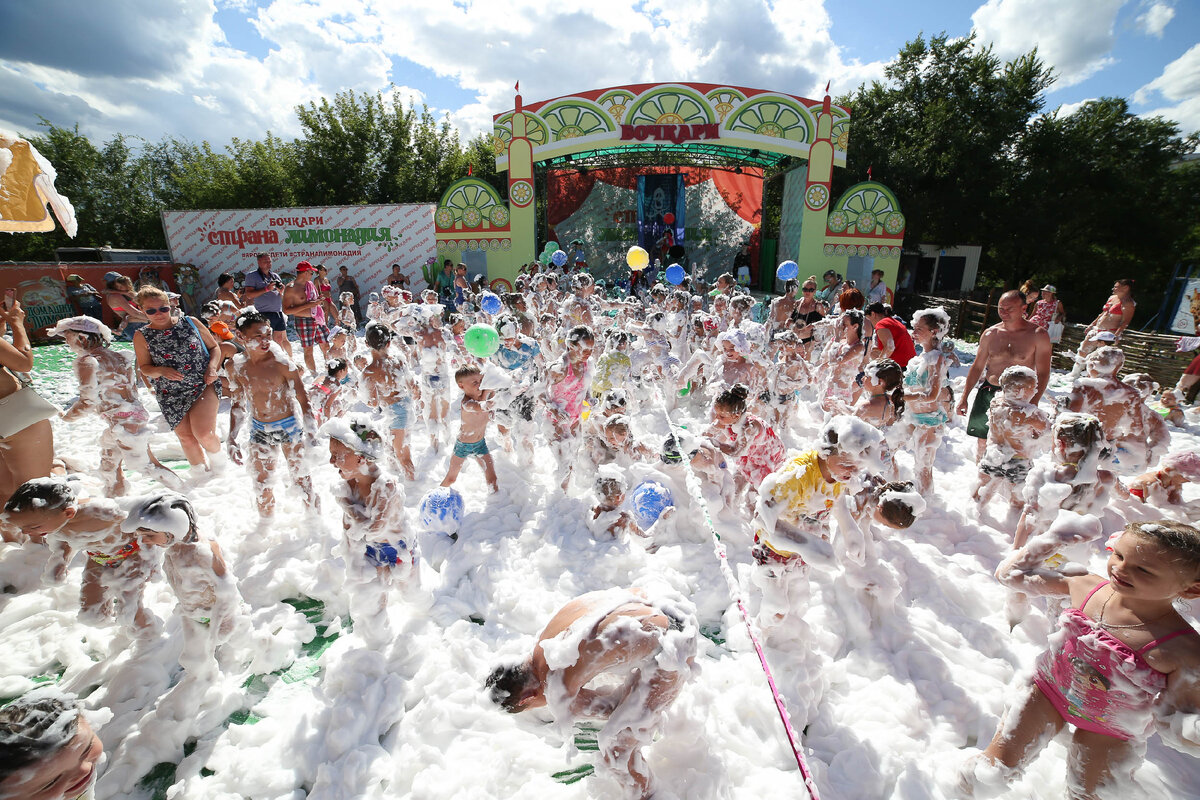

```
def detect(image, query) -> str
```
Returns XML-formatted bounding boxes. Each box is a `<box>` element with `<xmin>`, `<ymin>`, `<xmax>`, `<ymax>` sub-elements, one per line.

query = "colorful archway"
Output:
<box><xmin>435</xmin><ymin>82</ymin><xmax>903</xmax><ymax>290</ymax></box>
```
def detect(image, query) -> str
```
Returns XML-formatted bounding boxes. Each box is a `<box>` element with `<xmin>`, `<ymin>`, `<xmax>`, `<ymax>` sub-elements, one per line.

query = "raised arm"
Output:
<box><xmin>0</xmin><ymin>301</ymin><xmax>34</xmax><ymax>373</ymax></box>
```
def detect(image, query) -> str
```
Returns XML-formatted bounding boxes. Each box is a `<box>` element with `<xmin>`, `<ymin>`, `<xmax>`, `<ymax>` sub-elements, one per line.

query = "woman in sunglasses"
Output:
<box><xmin>132</xmin><ymin>286</ymin><xmax>223</xmax><ymax>468</ymax></box>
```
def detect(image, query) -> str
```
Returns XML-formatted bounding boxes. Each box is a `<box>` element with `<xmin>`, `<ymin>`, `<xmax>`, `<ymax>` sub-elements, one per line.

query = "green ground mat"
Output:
<box><xmin>135</xmin><ymin>597</ymin><xmax>344</xmax><ymax>798</ymax></box>
<box><xmin>552</xmin><ymin>723</ymin><xmax>600</xmax><ymax>784</ymax></box>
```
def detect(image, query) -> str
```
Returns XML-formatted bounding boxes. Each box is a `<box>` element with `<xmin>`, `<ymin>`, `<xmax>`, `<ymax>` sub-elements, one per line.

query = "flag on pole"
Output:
<box><xmin>515</xmin><ymin>80</ymin><xmax>520</xmax><ymax>92</ymax></box>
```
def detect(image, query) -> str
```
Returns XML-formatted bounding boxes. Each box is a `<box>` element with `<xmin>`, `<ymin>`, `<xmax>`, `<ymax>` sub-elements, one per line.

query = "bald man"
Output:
<box><xmin>957</xmin><ymin>290</ymin><xmax>1052</xmax><ymax>460</ymax></box>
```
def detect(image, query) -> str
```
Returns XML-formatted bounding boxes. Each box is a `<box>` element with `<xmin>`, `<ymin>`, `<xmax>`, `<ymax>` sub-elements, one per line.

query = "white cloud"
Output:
<box><xmin>971</xmin><ymin>0</ymin><xmax>1123</xmax><ymax>89</ymax></box>
<box><xmin>0</xmin><ymin>0</ymin><xmax>888</xmax><ymax>149</ymax></box>
<box><xmin>1134</xmin><ymin>43</ymin><xmax>1200</xmax><ymax>133</ymax></box>
<box><xmin>1136</xmin><ymin>1</ymin><xmax>1175</xmax><ymax>38</ymax></box>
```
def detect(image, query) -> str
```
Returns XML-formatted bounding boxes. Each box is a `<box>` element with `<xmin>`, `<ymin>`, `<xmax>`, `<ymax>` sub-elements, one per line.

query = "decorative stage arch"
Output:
<box><xmin>435</xmin><ymin>82</ymin><xmax>905</xmax><ymax>292</ymax></box>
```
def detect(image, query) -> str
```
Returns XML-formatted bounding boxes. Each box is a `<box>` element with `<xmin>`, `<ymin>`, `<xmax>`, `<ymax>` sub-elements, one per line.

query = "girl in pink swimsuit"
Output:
<box><xmin>546</xmin><ymin>326</ymin><xmax>595</xmax><ymax>489</ymax></box>
<box><xmin>707</xmin><ymin>383</ymin><xmax>787</xmax><ymax>492</ymax></box>
<box><xmin>963</xmin><ymin>520</ymin><xmax>1200</xmax><ymax>798</ymax></box>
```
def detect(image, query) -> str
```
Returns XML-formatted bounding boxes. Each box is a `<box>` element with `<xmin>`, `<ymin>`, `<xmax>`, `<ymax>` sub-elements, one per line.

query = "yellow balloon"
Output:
<box><xmin>627</xmin><ymin>246</ymin><xmax>649</xmax><ymax>269</ymax></box>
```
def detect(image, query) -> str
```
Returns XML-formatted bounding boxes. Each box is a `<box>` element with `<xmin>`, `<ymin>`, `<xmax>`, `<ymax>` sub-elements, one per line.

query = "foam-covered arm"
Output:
<box><xmin>766</xmin><ymin>517</ymin><xmax>838</xmax><ymax>569</ymax></box>
<box><xmin>831</xmin><ymin>493</ymin><xmax>866</xmax><ymax>566</ymax></box>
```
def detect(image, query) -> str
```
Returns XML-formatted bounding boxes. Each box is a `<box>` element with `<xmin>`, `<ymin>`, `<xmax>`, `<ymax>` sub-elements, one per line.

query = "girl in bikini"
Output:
<box><xmin>964</xmin><ymin>520</ymin><xmax>1200</xmax><ymax>799</ymax></box>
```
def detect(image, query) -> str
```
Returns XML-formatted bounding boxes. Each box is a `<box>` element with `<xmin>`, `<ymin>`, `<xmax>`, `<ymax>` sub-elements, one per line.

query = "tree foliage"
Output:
<box><xmin>840</xmin><ymin>33</ymin><xmax>1199</xmax><ymax>321</ymax></box>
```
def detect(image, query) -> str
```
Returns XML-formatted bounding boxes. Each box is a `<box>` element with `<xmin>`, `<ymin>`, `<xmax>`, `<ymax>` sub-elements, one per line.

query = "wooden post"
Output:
<box><xmin>955</xmin><ymin>299</ymin><xmax>968</xmax><ymax>339</ymax></box>
<box><xmin>979</xmin><ymin>289</ymin><xmax>997</xmax><ymax>336</ymax></box>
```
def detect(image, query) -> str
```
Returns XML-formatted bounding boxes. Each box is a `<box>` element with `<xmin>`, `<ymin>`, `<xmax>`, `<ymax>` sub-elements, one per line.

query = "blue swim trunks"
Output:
<box><xmin>365</xmin><ymin>540</ymin><xmax>408</xmax><ymax>568</ymax></box>
<box><xmin>250</xmin><ymin>415</ymin><xmax>304</xmax><ymax>445</ymax></box>
<box><xmin>389</xmin><ymin>398</ymin><xmax>411</xmax><ymax>430</ymax></box>
<box><xmin>911</xmin><ymin>410</ymin><xmax>949</xmax><ymax>428</ymax></box>
<box><xmin>453</xmin><ymin>438</ymin><xmax>490</xmax><ymax>458</ymax></box>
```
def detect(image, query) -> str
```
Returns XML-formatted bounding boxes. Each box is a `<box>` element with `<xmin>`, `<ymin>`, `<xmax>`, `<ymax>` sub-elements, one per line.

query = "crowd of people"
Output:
<box><xmin>1</xmin><ymin>254</ymin><xmax>1199</xmax><ymax>800</ymax></box>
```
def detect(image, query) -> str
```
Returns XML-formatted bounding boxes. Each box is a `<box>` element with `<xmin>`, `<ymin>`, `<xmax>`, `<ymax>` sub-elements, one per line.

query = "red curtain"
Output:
<box><xmin>546</xmin><ymin>166</ymin><xmax>763</xmax><ymax>272</ymax></box>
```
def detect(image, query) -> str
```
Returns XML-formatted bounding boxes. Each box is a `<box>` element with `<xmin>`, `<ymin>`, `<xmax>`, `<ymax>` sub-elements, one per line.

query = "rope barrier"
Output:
<box><xmin>658</xmin><ymin>395</ymin><xmax>821</xmax><ymax>800</ymax></box>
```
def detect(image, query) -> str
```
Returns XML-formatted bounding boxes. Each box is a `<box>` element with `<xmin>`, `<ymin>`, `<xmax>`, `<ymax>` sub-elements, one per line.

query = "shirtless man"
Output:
<box><xmin>283</xmin><ymin>262</ymin><xmax>331</xmax><ymax>374</ymax></box>
<box><xmin>1064</xmin><ymin>346</ymin><xmax>1167</xmax><ymax>470</ymax></box>
<box><xmin>957</xmin><ymin>290</ymin><xmax>1052</xmax><ymax>460</ymax></box>
<box><xmin>440</xmin><ymin>364</ymin><xmax>499</xmax><ymax>493</ymax></box>
<box><xmin>768</xmin><ymin>279</ymin><xmax>799</xmax><ymax>334</ymax></box>
<box><xmin>360</xmin><ymin>321</ymin><xmax>417</xmax><ymax>479</ymax></box>
<box><xmin>226</xmin><ymin>309</ymin><xmax>318</xmax><ymax>517</ymax></box>
<box><xmin>486</xmin><ymin>588</ymin><xmax>697</xmax><ymax>799</ymax></box>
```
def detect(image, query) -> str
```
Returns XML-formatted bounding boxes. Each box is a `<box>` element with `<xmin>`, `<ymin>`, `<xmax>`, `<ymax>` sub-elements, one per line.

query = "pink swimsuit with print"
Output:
<box><xmin>1034</xmin><ymin>580</ymin><xmax>1197</xmax><ymax>740</ymax></box>
<box><xmin>730</xmin><ymin>414</ymin><xmax>787</xmax><ymax>484</ymax></box>
<box><xmin>550</xmin><ymin>360</ymin><xmax>586</xmax><ymax>419</ymax></box>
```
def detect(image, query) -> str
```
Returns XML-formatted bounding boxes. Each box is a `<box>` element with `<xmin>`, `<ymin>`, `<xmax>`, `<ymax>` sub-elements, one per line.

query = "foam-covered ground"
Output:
<box><xmin>2</xmin><ymin>342</ymin><xmax>1199</xmax><ymax>799</ymax></box>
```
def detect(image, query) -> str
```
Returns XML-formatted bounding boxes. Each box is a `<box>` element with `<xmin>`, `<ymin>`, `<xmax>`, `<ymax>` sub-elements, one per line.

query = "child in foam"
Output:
<box><xmin>1013</xmin><ymin>413</ymin><xmax>1121</xmax><ymax>551</ymax></box>
<box><xmin>324</xmin><ymin>414</ymin><xmax>414</xmax><ymax>646</ymax></box>
<box><xmin>589</xmin><ymin>472</ymin><xmax>646</xmax><ymax>541</ymax></box>
<box><xmin>901</xmin><ymin>307</ymin><xmax>952</xmax><ymax>495</ymax></box>
<box><xmin>545</xmin><ymin>325</ymin><xmax>595</xmax><ymax>490</ymax></box>
<box><xmin>225</xmin><ymin>309</ymin><xmax>319</xmax><ymax>518</ymax></box>
<box><xmin>48</xmin><ymin>317</ymin><xmax>181</xmax><ymax>496</ymax></box>
<box><xmin>749</xmin><ymin>416</ymin><xmax>884</xmax><ymax>633</ymax></box>
<box><xmin>1</xmin><ymin>478</ymin><xmax>156</xmax><ymax>631</ymax></box>
<box><xmin>963</xmin><ymin>520</ymin><xmax>1200</xmax><ymax>798</ymax></box>
<box><xmin>1065</xmin><ymin>346</ymin><xmax>1167</xmax><ymax>472</ymax></box>
<box><xmin>1126</xmin><ymin>451</ymin><xmax>1200</xmax><ymax>508</ymax></box>
<box><xmin>309</xmin><ymin>357</ymin><xmax>353</xmax><ymax>424</ymax></box>
<box><xmin>440</xmin><ymin>364</ymin><xmax>499</xmax><ymax>494</ymax></box>
<box><xmin>705</xmin><ymin>383</ymin><xmax>787</xmax><ymax>503</ymax></box>
<box><xmin>0</xmin><ymin>687</ymin><xmax>105</xmax><ymax>800</ymax></box>
<box><xmin>485</xmin><ymin>587</ymin><xmax>697</xmax><ymax>799</ymax></box>
<box><xmin>360</xmin><ymin>321</ymin><xmax>417</xmax><ymax>480</ymax></box>
<box><xmin>122</xmin><ymin>492</ymin><xmax>242</xmax><ymax>676</ymax></box>
<box><xmin>973</xmin><ymin>365</ymin><xmax>1052</xmax><ymax>510</ymax></box>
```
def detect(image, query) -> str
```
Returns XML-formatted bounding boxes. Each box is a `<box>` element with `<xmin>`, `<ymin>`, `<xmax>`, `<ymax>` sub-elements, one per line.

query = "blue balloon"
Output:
<box><xmin>419</xmin><ymin>487</ymin><xmax>465</xmax><ymax>534</ymax></box>
<box><xmin>776</xmin><ymin>260</ymin><xmax>799</xmax><ymax>281</ymax></box>
<box><xmin>665</xmin><ymin>264</ymin><xmax>685</xmax><ymax>285</ymax></box>
<box><xmin>551</xmin><ymin>249</ymin><xmax>568</xmax><ymax>267</ymax></box>
<box><xmin>479</xmin><ymin>291</ymin><xmax>502</xmax><ymax>315</ymax></box>
<box><xmin>630</xmin><ymin>480</ymin><xmax>675</xmax><ymax>529</ymax></box>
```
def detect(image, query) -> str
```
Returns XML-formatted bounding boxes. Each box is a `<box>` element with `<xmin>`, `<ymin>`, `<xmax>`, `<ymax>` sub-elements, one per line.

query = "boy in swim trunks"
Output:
<box><xmin>1</xmin><ymin>478</ymin><xmax>156</xmax><ymax>630</ymax></box>
<box><xmin>440</xmin><ymin>364</ymin><xmax>499</xmax><ymax>493</ymax></box>
<box><xmin>226</xmin><ymin>309</ymin><xmax>318</xmax><ymax>518</ymax></box>
<box><xmin>1064</xmin><ymin>346</ymin><xmax>1166</xmax><ymax>471</ymax></box>
<box><xmin>360</xmin><ymin>321</ymin><xmax>418</xmax><ymax>480</ymax></box>
<box><xmin>973</xmin><ymin>365</ymin><xmax>1050</xmax><ymax>510</ymax></box>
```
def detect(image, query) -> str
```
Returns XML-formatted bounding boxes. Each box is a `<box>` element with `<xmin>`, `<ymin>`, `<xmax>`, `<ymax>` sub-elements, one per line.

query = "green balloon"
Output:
<box><xmin>544</xmin><ymin>241</ymin><xmax>559</xmax><ymax>253</ymax></box>
<box><xmin>464</xmin><ymin>323</ymin><xmax>500</xmax><ymax>358</ymax></box>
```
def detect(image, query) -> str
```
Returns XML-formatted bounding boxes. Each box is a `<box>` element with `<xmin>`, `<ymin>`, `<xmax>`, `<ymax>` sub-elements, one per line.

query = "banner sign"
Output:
<box><xmin>161</xmin><ymin>204</ymin><xmax>435</xmax><ymax>299</ymax></box>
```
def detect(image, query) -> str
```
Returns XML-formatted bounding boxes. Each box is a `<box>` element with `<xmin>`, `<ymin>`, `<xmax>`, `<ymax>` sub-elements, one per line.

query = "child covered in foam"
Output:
<box><xmin>0</xmin><ymin>687</ymin><xmax>105</xmax><ymax>800</ymax></box>
<box><xmin>2</xmin><ymin>478</ymin><xmax>156</xmax><ymax>631</ymax></box>
<box><xmin>360</xmin><ymin>321</ymin><xmax>418</xmax><ymax>480</ymax></box>
<box><xmin>1014</xmin><ymin>413</ymin><xmax>1121</xmax><ymax>551</ymax></box>
<box><xmin>901</xmin><ymin>307</ymin><xmax>952</xmax><ymax>495</ymax></box>
<box><xmin>1065</xmin><ymin>347</ymin><xmax>1167</xmax><ymax>471</ymax></box>
<box><xmin>589</xmin><ymin>471</ymin><xmax>646</xmax><ymax>541</ymax></box>
<box><xmin>121</xmin><ymin>492</ymin><xmax>242</xmax><ymax>676</ymax></box>
<box><xmin>750</xmin><ymin>416</ymin><xmax>884</xmax><ymax>633</ymax></box>
<box><xmin>1126</xmin><ymin>451</ymin><xmax>1200</xmax><ymax>509</ymax></box>
<box><xmin>324</xmin><ymin>414</ymin><xmax>415</xmax><ymax>645</ymax></box>
<box><xmin>962</xmin><ymin>520</ymin><xmax>1200</xmax><ymax>799</ymax></box>
<box><xmin>974</xmin><ymin>365</ymin><xmax>1051</xmax><ymax>510</ymax></box>
<box><xmin>48</xmin><ymin>316</ymin><xmax>181</xmax><ymax>496</ymax></box>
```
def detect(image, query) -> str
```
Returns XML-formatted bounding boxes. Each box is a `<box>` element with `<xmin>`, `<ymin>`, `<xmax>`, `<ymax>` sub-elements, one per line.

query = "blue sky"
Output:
<box><xmin>0</xmin><ymin>0</ymin><xmax>1196</xmax><ymax>147</ymax></box>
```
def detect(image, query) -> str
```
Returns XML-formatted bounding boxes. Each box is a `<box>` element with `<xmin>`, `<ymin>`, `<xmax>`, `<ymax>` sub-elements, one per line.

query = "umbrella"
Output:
<box><xmin>0</xmin><ymin>128</ymin><xmax>77</xmax><ymax>236</ymax></box>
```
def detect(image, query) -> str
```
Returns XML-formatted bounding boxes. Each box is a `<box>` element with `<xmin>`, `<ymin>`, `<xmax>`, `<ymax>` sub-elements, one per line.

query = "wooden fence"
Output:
<box><xmin>894</xmin><ymin>291</ymin><xmax>1194</xmax><ymax>387</ymax></box>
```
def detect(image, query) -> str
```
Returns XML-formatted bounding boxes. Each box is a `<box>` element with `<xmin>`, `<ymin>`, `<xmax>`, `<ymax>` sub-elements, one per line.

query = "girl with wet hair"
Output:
<box><xmin>0</xmin><ymin>688</ymin><xmax>103</xmax><ymax>800</ymax></box>
<box><xmin>707</xmin><ymin>383</ymin><xmax>787</xmax><ymax>499</ymax></box>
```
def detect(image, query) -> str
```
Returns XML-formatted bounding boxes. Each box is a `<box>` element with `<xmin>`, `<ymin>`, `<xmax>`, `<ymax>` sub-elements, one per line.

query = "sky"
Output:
<box><xmin>0</xmin><ymin>0</ymin><xmax>1196</xmax><ymax>150</ymax></box>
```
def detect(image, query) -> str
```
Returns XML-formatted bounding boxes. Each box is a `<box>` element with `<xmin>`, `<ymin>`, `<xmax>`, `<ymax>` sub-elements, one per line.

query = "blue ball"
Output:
<box><xmin>776</xmin><ymin>260</ymin><xmax>799</xmax><ymax>281</ymax></box>
<box><xmin>479</xmin><ymin>291</ymin><xmax>502</xmax><ymax>315</ymax></box>
<box><xmin>551</xmin><ymin>249</ymin><xmax>568</xmax><ymax>267</ymax></box>
<box><xmin>665</xmin><ymin>264</ymin><xmax>685</xmax><ymax>285</ymax></box>
<box><xmin>419</xmin><ymin>487</ymin><xmax>465</xmax><ymax>533</ymax></box>
<box><xmin>630</xmin><ymin>480</ymin><xmax>674</xmax><ymax>529</ymax></box>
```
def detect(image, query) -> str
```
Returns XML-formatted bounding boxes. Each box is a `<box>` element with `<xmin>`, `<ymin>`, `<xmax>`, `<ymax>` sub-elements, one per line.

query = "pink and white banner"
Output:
<box><xmin>162</xmin><ymin>204</ymin><xmax>435</xmax><ymax>301</ymax></box>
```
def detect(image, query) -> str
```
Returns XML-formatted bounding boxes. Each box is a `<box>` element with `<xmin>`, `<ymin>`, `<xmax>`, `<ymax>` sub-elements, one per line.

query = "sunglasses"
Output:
<box><xmin>144</xmin><ymin>306</ymin><xmax>172</xmax><ymax>315</ymax></box>
<box><xmin>802</xmin><ymin>287</ymin><xmax>816</xmax><ymax>292</ymax></box>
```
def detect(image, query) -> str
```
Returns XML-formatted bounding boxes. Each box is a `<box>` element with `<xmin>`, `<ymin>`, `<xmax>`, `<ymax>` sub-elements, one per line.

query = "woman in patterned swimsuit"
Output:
<box><xmin>132</xmin><ymin>286</ymin><xmax>223</xmax><ymax>467</ymax></box>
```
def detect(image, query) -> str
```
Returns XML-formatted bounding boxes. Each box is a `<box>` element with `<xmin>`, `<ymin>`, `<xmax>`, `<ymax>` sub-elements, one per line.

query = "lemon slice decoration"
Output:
<box><xmin>598</xmin><ymin>89</ymin><xmax>636</xmax><ymax>125</ymax></box>
<box><xmin>706</xmin><ymin>88</ymin><xmax>745</xmax><ymax>123</ymax></box>
<box><xmin>625</xmin><ymin>87</ymin><xmax>715</xmax><ymax>127</ymax></box>
<box><xmin>727</xmin><ymin>96</ymin><xmax>813</xmax><ymax>142</ymax></box>
<box><xmin>440</xmin><ymin>179</ymin><xmax>504</xmax><ymax>228</ymax></box>
<box><xmin>540</xmin><ymin>100</ymin><xmax>613</xmax><ymax>141</ymax></box>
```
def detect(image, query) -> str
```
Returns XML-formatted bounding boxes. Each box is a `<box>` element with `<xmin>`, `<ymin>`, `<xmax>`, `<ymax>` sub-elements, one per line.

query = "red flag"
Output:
<box><xmin>824</xmin><ymin>80</ymin><xmax>830</xmax><ymax>94</ymax></box>
<box><xmin>867</xmin><ymin>166</ymin><xmax>873</xmax><ymax>181</ymax></box>
<box><xmin>468</xmin><ymin>163</ymin><xmax>473</xmax><ymax>176</ymax></box>
<box><xmin>515</xmin><ymin>80</ymin><xmax>519</xmax><ymax>92</ymax></box>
